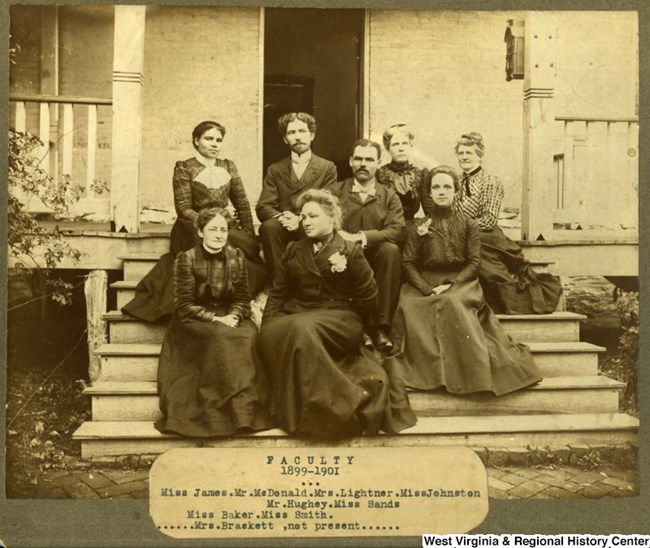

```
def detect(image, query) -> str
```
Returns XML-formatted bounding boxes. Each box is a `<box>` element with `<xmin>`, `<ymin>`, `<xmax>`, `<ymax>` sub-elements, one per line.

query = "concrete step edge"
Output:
<box><xmin>73</xmin><ymin>413</ymin><xmax>638</xmax><ymax>440</ymax></box>
<box><xmin>84</xmin><ymin>376</ymin><xmax>625</xmax><ymax>395</ymax></box>
<box><xmin>95</xmin><ymin>341</ymin><xmax>606</xmax><ymax>356</ymax></box>
<box><xmin>103</xmin><ymin>309</ymin><xmax>586</xmax><ymax>322</ymax></box>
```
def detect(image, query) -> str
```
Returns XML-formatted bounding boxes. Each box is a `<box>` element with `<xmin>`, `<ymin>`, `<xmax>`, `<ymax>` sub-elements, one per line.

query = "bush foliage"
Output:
<box><xmin>8</xmin><ymin>128</ymin><xmax>83</xmax><ymax>305</ymax></box>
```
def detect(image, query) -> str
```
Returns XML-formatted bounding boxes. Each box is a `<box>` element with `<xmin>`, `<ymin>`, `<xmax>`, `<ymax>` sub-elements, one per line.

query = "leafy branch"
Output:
<box><xmin>8</xmin><ymin>127</ymin><xmax>85</xmax><ymax>305</ymax></box>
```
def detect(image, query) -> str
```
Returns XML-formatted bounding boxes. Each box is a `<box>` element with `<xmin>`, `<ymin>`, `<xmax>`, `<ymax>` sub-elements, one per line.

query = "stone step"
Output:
<box><xmin>111</xmin><ymin>281</ymin><xmax>139</xmax><ymax>309</ymax></box>
<box><xmin>72</xmin><ymin>413</ymin><xmax>639</xmax><ymax>459</ymax></box>
<box><xmin>84</xmin><ymin>375</ymin><xmax>623</xmax><ymax>422</ymax></box>
<box><xmin>119</xmin><ymin>255</ymin><xmax>162</xmax><ymax>281</ymax></box>
<box><xmin>119</xmin><ymin>255</ymin><xmax>555</xmax><ymax>281</ymax></box>
<box><xmin>95</xmin><ymin>340</ymin><xmax>603</xmax><ymax>382</ymax></box>
<box><xmin>105</xmin><ymin>309</ymin><xmax>586</xmax><ymax>345</ymax></box>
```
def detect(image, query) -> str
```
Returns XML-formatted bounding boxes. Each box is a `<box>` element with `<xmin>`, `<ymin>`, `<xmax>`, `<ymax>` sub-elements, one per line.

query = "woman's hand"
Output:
<box><xmin>431</xmin><ymin>284</ymin><xmax>451</xmax><ymax>295</ymax></box>
<box><xmin>212</xmin><ymin>314</ymin><xmax>240</xmax><ymax>328</ymax></box>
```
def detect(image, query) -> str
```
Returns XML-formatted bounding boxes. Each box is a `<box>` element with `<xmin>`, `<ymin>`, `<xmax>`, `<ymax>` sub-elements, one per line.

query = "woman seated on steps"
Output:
<box><xmin>122</xmin><ymin>120</ymin><xmax>266</xmax><ymax>322</ymax></box>
<box><xmin>390</xmin><ymin>165</ymin><xmax>542</xmax><ymax>396</ymax></box>
<box><xmin>421</xmin><ymin>132</ymin><xmax>563</xmax><ymax>315</ymax></box>
<box><xmin>155</xmin><ymin>207</ymin><xmax>270</xmax><ymax>437</ymax></box>
<box><xmin>257</xmin><ymin>189</ymin><xmax>415</xmax><ymax>438</ymax></box>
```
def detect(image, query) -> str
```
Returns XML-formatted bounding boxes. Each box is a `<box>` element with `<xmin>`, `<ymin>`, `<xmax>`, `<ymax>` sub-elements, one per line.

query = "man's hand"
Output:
<box><xmin>338</xmin><ymin>230</ymin><xmax>363</xmax><ymax>244</ymax></box>
<box><xmin>279</xmin><ymin>211</ymin><xmax>300</xmax><ymax>231</ymax></box>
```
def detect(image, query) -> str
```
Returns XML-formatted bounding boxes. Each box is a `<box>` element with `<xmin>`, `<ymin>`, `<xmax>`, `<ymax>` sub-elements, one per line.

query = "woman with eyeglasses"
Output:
<box><xmin>155</xmin><ymin>207</ymin><xmax>270</xmax><ymax>437</ymax></box>
<box><xmin>376</xmin><ymin>124</ymin><xmax>426</xmax><ymax>221</ymax></box>
<box><xmin>122</xmin><ymin>120</ymin><xmax>267</xmax><ymax>322</ymax></box>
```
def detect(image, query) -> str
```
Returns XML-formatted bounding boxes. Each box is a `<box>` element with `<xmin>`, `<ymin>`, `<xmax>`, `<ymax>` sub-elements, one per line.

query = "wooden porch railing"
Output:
<box><xmin>9</xmin><ymin>94</ymin><xmax>112</xmax><ymax>200</ymax></box>
<box><xmin>553</xmin><ymin>115</ymin><xmax>638</xmax><ymax>230</ymax></box>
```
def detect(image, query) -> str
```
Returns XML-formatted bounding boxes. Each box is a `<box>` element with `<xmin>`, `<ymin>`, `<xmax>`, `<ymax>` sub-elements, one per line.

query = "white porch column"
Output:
<box><xmin>521</xmin><ymin>13</ymin><xmax>556</xmax><ymax>241</ymax></box>
<box><xmin>110</xmin><ymin>5</ymin><xmax>145</xmax><ymax>233</ymax></box>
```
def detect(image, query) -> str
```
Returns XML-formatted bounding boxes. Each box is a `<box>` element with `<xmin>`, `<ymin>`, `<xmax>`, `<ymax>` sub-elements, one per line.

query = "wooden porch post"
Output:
<box><xmin>110</xmin><ymin>5</ymin><xmax>145</xmax><ymax>233</ymax></box>
<box><xmin>521</xmin><ymin>13</ymin><xmax>556</xmax><ymax>241</ymax></box>
<box><xmin>85</xmin><ymin>270</ymin><xmax>108</xmax><ymax>382</ymax></box>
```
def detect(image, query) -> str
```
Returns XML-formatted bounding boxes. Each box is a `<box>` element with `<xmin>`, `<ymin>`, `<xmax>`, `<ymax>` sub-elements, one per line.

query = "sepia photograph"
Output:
<box><xmin>1</xmin><ymin>2</ymin><xmax>645</xmax><ymax>544</ymax></box>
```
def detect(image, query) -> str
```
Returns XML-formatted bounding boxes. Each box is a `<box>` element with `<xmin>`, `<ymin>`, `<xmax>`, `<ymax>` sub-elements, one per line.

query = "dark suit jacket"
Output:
<box><xmin>256</xmin><ymin>154</ymin><xmax>337</xmax><ymax>222</ymax></box>
<box><xmin>328</xmin><ymin>178</ymin><xmax>406</xmax><ymax>248</ymax></box>
<box><xmin>174</xmin><ymin>244</ymin><xmax>250</xmax><ymax>322</ymax></box>
<box><xmin>262</xmin><ymin>233</ymin><xmax>378</xmax><ymax>322</ymax></box>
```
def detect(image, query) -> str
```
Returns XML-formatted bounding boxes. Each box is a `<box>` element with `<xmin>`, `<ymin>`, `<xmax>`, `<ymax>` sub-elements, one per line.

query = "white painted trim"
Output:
<box><xmin>39</xmin><ymin>102</ymin><xmax>50</xmax><ymax>173</ymax></box>
<box><xmin>62</xmin><ymin>103</ymin><xmax>74</xmax><ymax>176</ymax></box>
<box><xmin>15</xmin><ymin>101</ymin><xmax>26</xmax><ymax>133</ymax></box>
<box><xmin>87</xmin><ymin>104</ymin><xmax>98</xmax><ymax>197</ymax></box>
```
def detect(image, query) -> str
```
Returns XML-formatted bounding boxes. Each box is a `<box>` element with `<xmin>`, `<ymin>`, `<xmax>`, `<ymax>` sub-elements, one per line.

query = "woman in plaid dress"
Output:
<box><xmin>423</xmin><ymin>132</ymin><xmax>563</xmax><ymax>314</ymax></box>
<box><xmin>122</xmin><ymin>121</ymin><xmax>266</xmax><ymax>321</ymax></box>
<box><xmin>155</xmin><ymin>208</ymin><xmax>270</xmax><ymax>436</ymax></box>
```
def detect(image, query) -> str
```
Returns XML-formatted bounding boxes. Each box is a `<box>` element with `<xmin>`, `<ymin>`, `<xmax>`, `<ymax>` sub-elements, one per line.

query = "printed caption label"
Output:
<box><xmin>423</xmin><ymin>536</ymin><xmax>650</xmax><ymax>548</ymax></box>
<box><xmin>150</xmin><ymin>447</ymin><xmax>488</xmax><ymax>538</ymax></box>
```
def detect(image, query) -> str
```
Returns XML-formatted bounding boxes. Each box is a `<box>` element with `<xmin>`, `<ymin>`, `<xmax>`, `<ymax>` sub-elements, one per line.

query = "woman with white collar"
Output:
<box><xmin>122</xmin><ymin>121</ymin><xmax>266</xmax><ymax>322</ymax></box>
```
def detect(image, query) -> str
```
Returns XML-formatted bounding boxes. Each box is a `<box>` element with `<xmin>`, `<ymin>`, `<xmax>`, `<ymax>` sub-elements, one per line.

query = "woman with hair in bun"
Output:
<box><xmin>258</xmin><ymin>189</ymin><xmax>415</xmax><ymax>438</ymax></box>
<box><xmin>376</xmin><ymin>124</ymin><xmax>426</xmax><ymax>222</ymax></box>
<box><xmin>122</xmin><ymin>120</ymin><xmax>266</xmax><ymax>322</ymax></box>
<box><xmin>424</xmin><ymin>132</ymin><xmax>562</xmax><ymax>314</ymax></box>
<box><xmin>155</xmin><ymin>207</ymin><xmax>270</xmax><ymax>437</ymax></box>
<box><xmin>391</xmin><ymin>166</ymin><xmax>541</xmax><ymax>395</ymax></box>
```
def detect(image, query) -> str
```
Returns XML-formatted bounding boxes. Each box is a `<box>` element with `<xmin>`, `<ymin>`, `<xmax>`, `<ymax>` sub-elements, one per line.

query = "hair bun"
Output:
<box><xmin>462</xmin><ymin>132</ymin><xmax>483</xmax><ymax>144</ymax></box>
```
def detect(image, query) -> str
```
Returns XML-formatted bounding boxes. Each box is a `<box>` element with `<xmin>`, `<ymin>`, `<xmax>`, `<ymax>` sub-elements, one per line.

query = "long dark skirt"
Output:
<box><xmin>122</xmin><ymin>218</ymin><xmax>267</xmax><ymax>322</ymax></box>
<box><xmin>479</xmin><ymin>227</ymin><xmax>563</xmax><ymax>314</ymax></box>
<box><xmin>258</xmin><ymin>304</ymin><xmax>415</xmax><ymax>438</ymax></box>
<box><xmin>154</xmin><ymin>313</ymin><xmax>271</xmax><ymax>437</ymax></box>
<box><xmin>391</xmin><ymin>273</ymin><xmax>542</xmax><ymax>396</ymax></box>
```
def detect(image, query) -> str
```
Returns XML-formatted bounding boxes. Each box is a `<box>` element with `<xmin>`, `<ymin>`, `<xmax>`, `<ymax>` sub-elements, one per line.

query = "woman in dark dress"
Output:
<box><xmin>376</xmin><ymin>124</ymin><xmax>426</xmax><ymax>222</ymax></box>
<box><xmin>122</xmin><ymin>121</ymin><xmax>266</xmax><ymax>321</ymax></box>
<box><xmin>258</xmin><ymin>189</ymin><xmax>415</xmax><ymax>438</ymax></box>
<box><xmin>155</xmin><ymin>207</ymin><xmax>270</xmax><ymax>437</ymax></box>
<box><xmin>423</xmin><ymin>132</ymin><xmax>562</xmax><ymax>314</ymax></box>
<box><xmin>392</xmin><ymin>166</ymin><xmax>542</xmax><ymax>395</ymax></box>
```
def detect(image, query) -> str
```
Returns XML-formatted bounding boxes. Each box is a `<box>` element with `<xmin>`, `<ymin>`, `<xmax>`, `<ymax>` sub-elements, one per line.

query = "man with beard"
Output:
<box><xmin>328</xmin><ymin>139</ymin><xmax>405</xmax><ymax>352</ymax></box>
<box><xmin>256</xmin><ymin>112</ymin><xmax>338</xmax><ymax>279</ymax></box>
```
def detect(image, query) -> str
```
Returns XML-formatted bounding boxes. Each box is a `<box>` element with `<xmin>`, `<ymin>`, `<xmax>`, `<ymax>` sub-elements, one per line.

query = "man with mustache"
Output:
<box><xmin>256</xmin><ymin>112</ymin><xmax>338</xmax><ymax>279</ymax></box>
<box><xmin>328</xmin><ymin>139</ymin><xmax>406</xmax><ymax>352</ymax></box>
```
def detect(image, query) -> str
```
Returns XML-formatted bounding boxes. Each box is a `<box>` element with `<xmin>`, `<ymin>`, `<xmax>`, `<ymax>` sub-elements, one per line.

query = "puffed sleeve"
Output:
<box><xmin>226</xmin><ymin>160</ymin><xmax>255</xmax><ymax>235</ymax></box>
<box><xmin>475</xmin><ymin>173</ymin><xmax>504</xmax><ymax>231</ymax></box>
<box><xmin>402</xmin><ymin>222</ymin><xmax>435</xmax><ymax>296</ymax></box>
<box><xmin>173</xmin><ymin>161</ymin><xmax>198</xmax><ymax>222</ymax></box>
<box><xmin>174</xmin><ymin>251</ymin><xmax>215</xmax><ymax>322</ymax></box>
<box><xmin>228</xmin><ymin>248</ymin><xmax>252</xmax><ymax>319</ymax></box>
<box><xmin>261</xmin><ymin>243</ymin><xmax>295</xmax><ymax>322</ymax></box>
<box><xmin>448</xmin><ymin>217</ymin><xmax>481</xmax><ymax>283</ymax></box>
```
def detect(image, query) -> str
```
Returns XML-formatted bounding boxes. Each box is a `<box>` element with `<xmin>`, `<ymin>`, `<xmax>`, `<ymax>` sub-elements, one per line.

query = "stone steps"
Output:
<box><xmin>84</xmin><ymin>375</ymin><xmax>623</xmax><ymax>422</ymax></box>
<box><xmin>72</xmin><ymin>413</ymin><xmax>639</xmax><ymax>459</ymax></box>
<box><xmin>71</xmin><ymin>253</ymin><xmax>636</xmax><ymax>458</ymax></box>
<box><xmin>94</xmin><ymin>340</ymin><xmax>603</xmax><ymax>383</ymax></box>
<box><xmin>105</xmin><ymin>309</ymin><xmax>585</xmax><ymax>344</ymax></box>
<box><xmin>119</xmin><ymin>254</ymin><xmax>554</xmax><ymax>281</ymax></box>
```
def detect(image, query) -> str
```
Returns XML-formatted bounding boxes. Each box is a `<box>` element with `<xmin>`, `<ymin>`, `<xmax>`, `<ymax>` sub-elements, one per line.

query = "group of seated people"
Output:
<box><xmin>123</xmin><ymin>113</ymin><xmax>564</xmax><ymax>440</ymax></box>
